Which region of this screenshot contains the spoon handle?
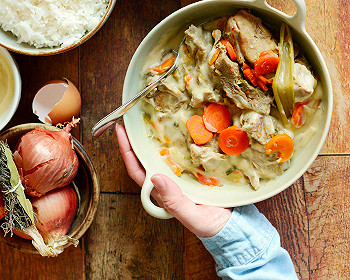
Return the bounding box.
[91,60,177,137]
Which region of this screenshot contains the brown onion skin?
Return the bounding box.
[13,126,79,197]
[0,192,5,220]
[31,185,78,241]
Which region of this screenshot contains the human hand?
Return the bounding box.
[116,124,232,238]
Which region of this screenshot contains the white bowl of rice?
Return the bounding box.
[0,0,117,56]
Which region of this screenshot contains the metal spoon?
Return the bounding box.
[92,46,184,137]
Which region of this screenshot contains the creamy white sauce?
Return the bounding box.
[0,52,15,119]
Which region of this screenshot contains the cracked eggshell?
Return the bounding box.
[32,79,81,125]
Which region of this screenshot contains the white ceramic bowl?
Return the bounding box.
[0,46,21,131]
[0,0,116,56]
[123,0,333,219]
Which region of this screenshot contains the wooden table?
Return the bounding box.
[0,0,349,279]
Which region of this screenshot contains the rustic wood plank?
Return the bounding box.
[184,229,219,280]
[0,239,85,280]
[256,179,310,280]
[79,4,134,194]
[304,0,326,51]
[84,193,184,280]
[304,156,350,279]
[321,1,350,153]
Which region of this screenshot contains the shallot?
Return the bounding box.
[13,185,79,244]
[13,121,79,197]
[30,185,79,251]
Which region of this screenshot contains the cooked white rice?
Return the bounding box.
[0,0,109,48]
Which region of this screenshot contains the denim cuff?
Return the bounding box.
[198,204,277,269]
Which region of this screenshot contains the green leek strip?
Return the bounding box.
[272,23,295,125]
[0,142,55,257]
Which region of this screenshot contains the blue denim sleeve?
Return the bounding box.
[198,204,298,280]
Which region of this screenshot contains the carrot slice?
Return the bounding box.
[152,55,175,74]
[197,172,221,186]
[186,115,213,145]
[265,134,294,163]
[159,148,183,176]
[203,103,231,133]
[209,49,221,66]
[243,68,258,87]
[254,52,280,75]
[220,40,237,61]
[291,100,310,128]
[219,126,249,156]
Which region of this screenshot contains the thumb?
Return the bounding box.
[151,174,198,221]
[151,174,232,237]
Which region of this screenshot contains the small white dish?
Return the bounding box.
[0,46,21,131]
[0,0,117,56]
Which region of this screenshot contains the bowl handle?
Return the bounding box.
[141,174,173,219]
[252,0,306,31]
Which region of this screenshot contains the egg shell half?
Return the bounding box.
[32,79,81,125]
